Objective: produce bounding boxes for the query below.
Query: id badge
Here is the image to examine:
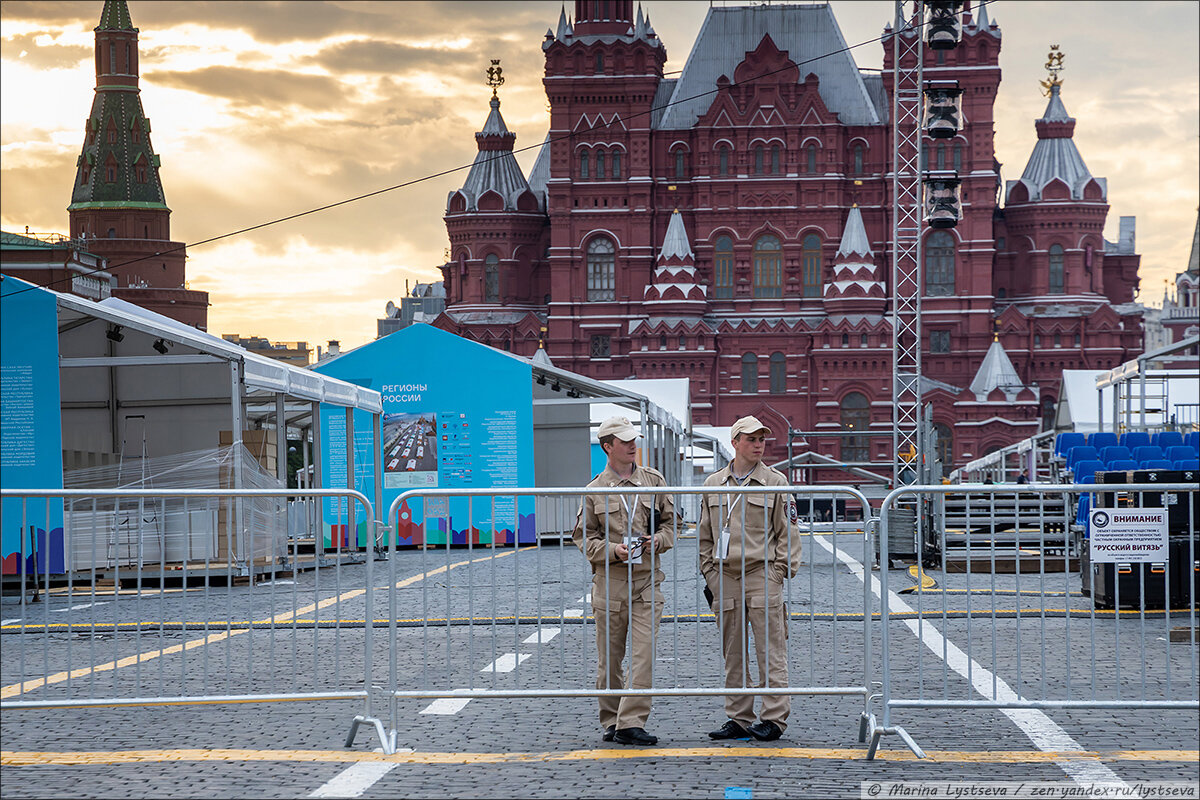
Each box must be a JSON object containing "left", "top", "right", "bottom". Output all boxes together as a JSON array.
[
  {"left": 717, "top": 527, "right": 731, "bottom": 560},
  {"left": 623, "top": 535, "right": 643, "bottom": 565}
]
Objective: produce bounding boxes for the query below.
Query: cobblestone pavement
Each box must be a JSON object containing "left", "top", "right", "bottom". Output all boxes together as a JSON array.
[{"left": 2, "top": 531, "right": 1197, "bottom": 799}]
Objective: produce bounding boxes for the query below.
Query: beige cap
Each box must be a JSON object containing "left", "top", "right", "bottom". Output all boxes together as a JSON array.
[
  {"left": 730, "top": 415, "right": 771, "bottom": 440},
  {"left": 597, "top": 416, "right": 640, "bottom": 442}
]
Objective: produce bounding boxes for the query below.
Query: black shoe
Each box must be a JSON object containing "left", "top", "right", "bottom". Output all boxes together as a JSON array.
[
  {"left": 747, "top": 720, "right": 783, "bottom": 741},
  {"left": 613, "top": 727, "right": 658, "bottom": 746},
  {"left": 602, "top": 725, "right": 616, "bottom": 742},
  {"left": 708, "top": 720, "right": 752, "bottom": 740}
]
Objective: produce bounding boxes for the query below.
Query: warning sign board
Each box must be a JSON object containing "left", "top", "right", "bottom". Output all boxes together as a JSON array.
[{"left": 1089, "top": 507, "right": 1168, "bottom": 564}]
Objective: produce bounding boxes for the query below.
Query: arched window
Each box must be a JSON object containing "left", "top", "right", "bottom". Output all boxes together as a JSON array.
[
  {"left": 595, "top": 149, "right": 606, "bottom": 179},
  {"left": 713, "top": 235, "right": 734, "bottom": 299},
  {"left": 921, "top": 141, "right": 929, "bottom": 171},
  {"left": 484, "top": 253, "right": 500, "bottom": 302},
  {"left": 674, "top": 149, "right": 686, "bottom": 178},
  {"left": 754, "top": 146, "right": 764, "bottom": 175},
  {"left": 106, "top": 165, "right": 115, "bottom": 182},
  {"left": 753, "top": 234, "right": 782, "bottom": 298},
  {"left": 741, "top": 353, "right": 758, "bottom": 394},
  {"left": 806, "top": 144, "right": 818, "bottom": 174},
  {"left": 936, "top": 142, "right": 946, "bottom": 170},
  {"left": 925, "top": 230, "right": 955, "bottom": 296},
  {"left": 769, "top": 352, "right": 786, "bottom": 394},
  {"left": 587, "top": 236, "right": 615, "bottom": 301},
  {"left": 802, "top": 234, "right": 822, "bottom": 297},
  {"left": 1041, "top": 396, "right": 1057, "bottom": 431},
  {"left": 595, "top": 52, "right": 604, "bottom": 73},
  {"left": 718, "top": 146, "right": 729, "bottom": 176},
  {"left": 611, "top": 150, "right": 621, "bottom": 178},
  {"left": 840, "top": 392, "right": 870, "bottom": 463},
  {"left": 853, "top": 144, "right": 864, "bottom": 175},
  {"left": 953, "top": 142, "right": 963, "bottom": 172},
  {"left": 1048, "top": 244, "right": 1065, "bottom": 294},
  {"left": 770, "top": 145, "right": 781, "bottom": 175},
  {"left": 580, "top": 150, "right": 590, "bottom": 179},
  {"left": 841, "top": 333, "right": 850, "bottom": 347},
  {"left": 933, "top": 423, "right": 953, "bottom": 467}
]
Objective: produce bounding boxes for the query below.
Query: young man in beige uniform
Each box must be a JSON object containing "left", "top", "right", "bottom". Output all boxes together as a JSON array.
[
  {"left": 697, "top": 415, "right": 802, "bottom": 741},
  {"left": 572, "top": 416, "right": 677, "bottom": 746}
]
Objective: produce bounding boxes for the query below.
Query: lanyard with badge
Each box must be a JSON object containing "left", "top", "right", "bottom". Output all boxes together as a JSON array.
[{"left": 716, "top": 472, "right": 753, "bottom": 560}]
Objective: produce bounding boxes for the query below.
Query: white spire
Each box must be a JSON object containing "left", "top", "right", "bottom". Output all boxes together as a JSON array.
[
  {"left": 836, "top": 206, "right": 872, "bottom": 259},
  {"left": 975, "top": 1, "right": 997, "bottom": 35},
  {"left": 969, "top": 339, "right": 1026, "bottom": 400},
  {"left": 658, "top": 209, "right": 693, "bottom": 262}
]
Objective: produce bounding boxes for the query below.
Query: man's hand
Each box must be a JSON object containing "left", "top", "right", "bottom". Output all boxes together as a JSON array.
[{"left": 615, "top": 543, "right": 630, "bottom": 561}]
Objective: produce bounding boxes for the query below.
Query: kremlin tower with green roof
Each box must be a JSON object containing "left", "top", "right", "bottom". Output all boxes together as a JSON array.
[{"left": 68, "top": 0, "right": 208, "bottom": 328}]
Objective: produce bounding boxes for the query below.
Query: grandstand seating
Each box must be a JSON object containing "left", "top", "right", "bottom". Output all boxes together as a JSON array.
[
  {"left": 1175, "top": 458, "right": 1199, "bottom": 472},
  {"left": 1055, "top": 432, "right": 1085, "bottom": 457},
  {"left": 1120, "top": 431, "right": 1152, "bottom": 449},
  {"left": 1167, "top": 445, "right": 1198, "bottom": 462},
  {"left": 1090, "top": 432, "right": 1119, "bottom": 450},
  {"left": 1153, "top": 431, "right": 1184, "bottom": 449},
  {"left": 1066, "top": 446, "right": 1098, "bottom": 470},
  {"left": 1133, "top": 446, "right": 1165, "bottom": 462},
  {"left": 1141, "top": 459, "right": 1175, "bottom": 470},
  {"left": 1099, "top": 446, "right": 1133, "bottom": 464},
  {"left": 1107, "top": 459, "right": 1140, "bottom": 472},
  {"left": 1071, "top": 459, "right": 1106, "bottom": 481},
  {"left": 1186, "top": 432, "right": 1200, "bottom": 450}
]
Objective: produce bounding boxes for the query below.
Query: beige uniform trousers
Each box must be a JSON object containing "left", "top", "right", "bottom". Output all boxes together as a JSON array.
[
  {"left": 711, "top": 568, "right": 789, "bottom": 731},
  {"left": 592, "top": 572, "right": 663, "bottom": 730}
]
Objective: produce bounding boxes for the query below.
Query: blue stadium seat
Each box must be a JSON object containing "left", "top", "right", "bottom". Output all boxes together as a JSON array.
[
  {"left": 1075, "top": 493, "right": 1091, "bottom": 525},
  {"left": 1120, "top": 431, "right": 1151, "bottom": 449},
  {"left": 1174, "top": 459, "right": 1200, "bottom": 472},
  {"left": 1133, "top": 446, "right": 1165, "bottom": 462},
  {"left": 1089, "top": 432, "right": 1119, "bottom": 450},
  {"left": 1167, "top": 446, "right": 1197, "bottom": 462},
  {"left": 1141, "top": 459, "right": 1174, "bottom": 470},
  {"left": 1055, "top": 432, "right": 1086, "bottom": 457},
  {"left": 1099, "top": 446, "right": 1133, "bottom": 463},
  {"left": 1152, "top": 431, "right": 1184, "bottom": 449},
  {"left": 1107, "top": 459, "right": 1140, "bottom": 472},
  {"left": 1185, "top": 432, "right": 1200, "bottom": 450},
  {"left": 1070, "top": 459, "right": 1106, "bottom": 481},
  {"left": 1066, "top": 446, "right": 1098, "bottom": 470}
]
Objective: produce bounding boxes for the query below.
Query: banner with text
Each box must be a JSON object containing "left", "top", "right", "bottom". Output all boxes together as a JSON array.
[{"left": 1089, "top": 507, "right": 1168, "bottom": 563}]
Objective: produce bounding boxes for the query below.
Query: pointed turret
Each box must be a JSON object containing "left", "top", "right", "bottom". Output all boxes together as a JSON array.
[
  {"left": 446, "top": 94, "right": 537, "bottom": 214},
  {"left": 823, "top": 207, "right": 886, "bottom": 312},
  {"left": 67, "top": 0, "right": 208, "bottom": 328},
  {"left": 1005, "top": 84, "right": 1105, "bottom": 203},
  {"left": 969, "top": 339, "right": 1029, "bottom": 401},
  {"left": 642, "top": 209, "right": 707, "bottom": 316}
]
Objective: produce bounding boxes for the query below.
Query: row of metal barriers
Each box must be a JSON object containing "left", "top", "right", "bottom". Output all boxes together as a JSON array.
[{"left": 1, "top": 484, "right": 1195, "bottom": 759}]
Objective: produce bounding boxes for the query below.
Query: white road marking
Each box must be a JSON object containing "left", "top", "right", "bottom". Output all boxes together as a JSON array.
[
  {"left": 811, "top": 535, "right": 1133, "bottom": 792},
  {"left": 420, "top": 697, "right": 473, "bottom": 715},
  {"left": 576, "top": 593, "right": 591, "bottom": 603},
  {"left": 481, "top": 653, "right": 531, "bottom": 673},
  {"left": 563, "top": 609, "right": 584, "bottom": 618},
  {"left": 53, "top": 601, "right": 110, "bottom": 613},
  {"left": 522, "top": 627, "right": 560, "bottom": 644},
  {"left": 309, "top": 748, "right": 412, "bottom": 798}
]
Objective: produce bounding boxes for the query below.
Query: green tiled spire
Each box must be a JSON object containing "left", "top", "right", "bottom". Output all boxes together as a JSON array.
[{"left": 96, "top": 0, "right": 136, "bottom": 32}]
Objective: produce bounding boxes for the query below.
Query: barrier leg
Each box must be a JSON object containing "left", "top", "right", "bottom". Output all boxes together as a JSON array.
[
  {"left": 894, "top": 725, "right": 926, "bottom": 759},
  {"left": 345, "top": 714, "right": 395, "bottom": 755}
]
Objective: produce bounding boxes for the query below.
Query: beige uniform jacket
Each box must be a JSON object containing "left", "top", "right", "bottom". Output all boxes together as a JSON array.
[
  {"left": 572, "top": 464, "right": 678, "bottom": 582},
  {"left": 697, "top": 461, "right": 802, "bottom": 587}
]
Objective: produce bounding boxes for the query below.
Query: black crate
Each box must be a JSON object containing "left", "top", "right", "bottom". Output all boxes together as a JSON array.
[
  {"left": 1092, "top": 559, "right": 1171, "bottom": 610},
  {"left": 1126, "top": 469, "right": 1199, "bottom": 535},
  {"left": 1170, "top": 537, "right": 1199, "bottom": 609}
]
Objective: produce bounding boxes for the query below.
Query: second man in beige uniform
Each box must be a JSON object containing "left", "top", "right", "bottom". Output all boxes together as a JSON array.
[{"left": 698, "top": 415, "right": 801, "bottom": 741}]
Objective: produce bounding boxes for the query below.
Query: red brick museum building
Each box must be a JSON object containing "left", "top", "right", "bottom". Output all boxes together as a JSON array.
[{"left": 434, "top": 1, "right": 1143, "bottom": 470}]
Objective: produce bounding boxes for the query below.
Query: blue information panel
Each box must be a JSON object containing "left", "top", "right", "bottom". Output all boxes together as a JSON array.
[
  {"left": 1, "top": 277, "right": 64, "bottom": 574},
  {"left": 314, "top": 324, "right": 535, "bottom": 545}
]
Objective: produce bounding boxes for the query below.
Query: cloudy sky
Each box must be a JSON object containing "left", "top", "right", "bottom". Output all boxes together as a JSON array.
[{"left": 2, "top": 1, "right": 1197, "bottom": 351}]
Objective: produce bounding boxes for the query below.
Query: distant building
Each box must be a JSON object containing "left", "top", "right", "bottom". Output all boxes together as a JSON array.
[
  {"left": 377, "top": 282, "right": 447, "bottom": 338},
  {"left": 1161, "top": 210, "right": 1200, "bottom": 344},
  {"left": 432, "top": 1, "right": 1144, "bottom": 470},
  {"left": 65, "top": 0, "right": 209, "bottom": 329},
  {"left": 221, "top": 334, "right": 312, "bottom": 366},
  {"left": 1, "top": 230, "right": 114, "bottom": 301}
]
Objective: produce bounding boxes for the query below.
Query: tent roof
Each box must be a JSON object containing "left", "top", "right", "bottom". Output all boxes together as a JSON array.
[{"left": 50, "top": 290, "right": 381, "bottom": 412}]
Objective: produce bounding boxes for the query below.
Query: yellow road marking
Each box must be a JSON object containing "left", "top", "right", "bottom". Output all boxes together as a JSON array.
[
  {"left": 1, "top": 748, "right": 1195, "bottom": 766},
  {"left": 0, "top": 549, "right": 526, "bottom": 700}
]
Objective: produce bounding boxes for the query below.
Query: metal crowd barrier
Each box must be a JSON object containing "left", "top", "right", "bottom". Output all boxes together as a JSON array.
[
  {"left": 356, "top": 485, "right": 876, "bottom": 754},
  {"left": 0, "top": 488, "right": 387, "bottom": 748},
  {"left": 866, "top": 483, "right": 1199, "bottom": 760}
]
